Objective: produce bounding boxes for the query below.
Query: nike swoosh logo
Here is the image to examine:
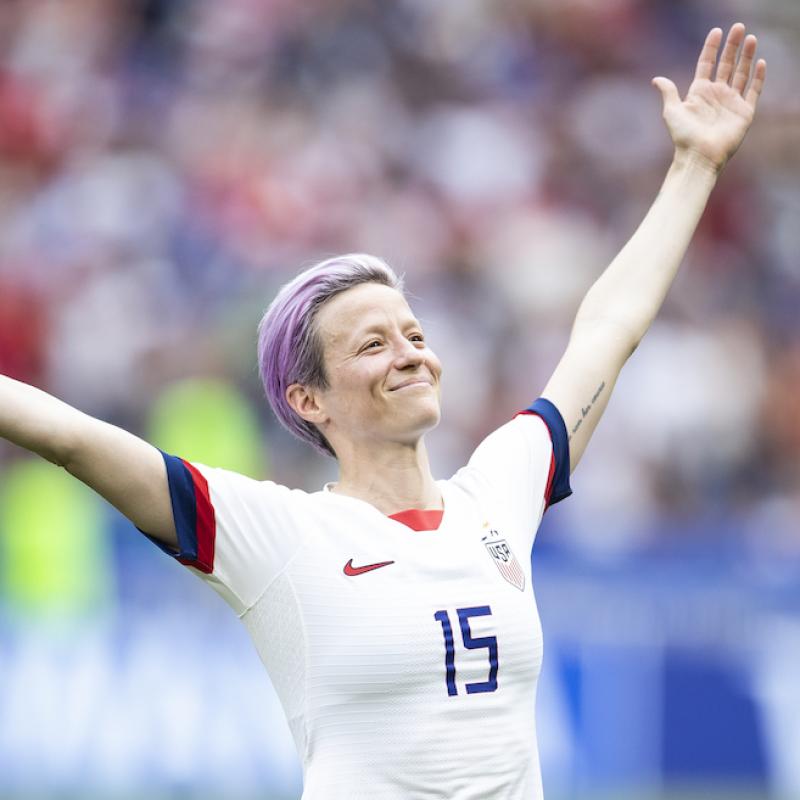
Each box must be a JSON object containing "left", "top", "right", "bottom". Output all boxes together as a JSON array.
[{"left": 343, "top": 559, "right": 395, "bottom": 576}]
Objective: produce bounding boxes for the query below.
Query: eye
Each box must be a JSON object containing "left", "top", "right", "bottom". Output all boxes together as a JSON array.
[
  {"left": 409, "top": 333, "right": 425, "bottom": 344},
  {"left": 362, "top": 339, "right": 382, "bottom": 351}
]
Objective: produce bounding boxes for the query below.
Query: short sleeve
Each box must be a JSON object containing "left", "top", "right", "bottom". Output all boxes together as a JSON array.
[
  {"left": 517, "top": 397, "right": 572, "bottom": 507},
  {"left": 464, "top": 398, "right": 572, "bottom": 534},
  {"left": 141, "top": 451, "right": 304, "bottom": 616}
]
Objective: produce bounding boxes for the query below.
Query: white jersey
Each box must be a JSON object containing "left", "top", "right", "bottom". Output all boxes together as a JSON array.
[{"left": 145, "top": 398, "right": 571, "bottom": 799}]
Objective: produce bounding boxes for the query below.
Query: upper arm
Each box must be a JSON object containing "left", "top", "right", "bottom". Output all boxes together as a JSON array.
[
  {"left": 541, "top": 318, "right": 635, "bottom": 473},
  {"left": 63, "top": 414, "right": 177, "bottom": 547}
]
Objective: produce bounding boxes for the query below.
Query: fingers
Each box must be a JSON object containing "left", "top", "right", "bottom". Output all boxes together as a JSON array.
[
  {"left": 694, "top": 27, "right": 723, "bottom": 81},
  {"left": 732, "top": 34, "right": 757, "bottom": 94},
  {"left": 715, "top": 22, "right": 746, "bottom": 84},
  {"left": 745, "top": 59, "right": 767, "bottom": 109},
  {"left": 705, "top": 22, "right": 767, "bottom": 106}
]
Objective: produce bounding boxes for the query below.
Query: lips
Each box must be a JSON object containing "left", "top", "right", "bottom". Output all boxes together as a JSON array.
[{"left": 389, "top": 379, "right": 432, "bottom": 391}]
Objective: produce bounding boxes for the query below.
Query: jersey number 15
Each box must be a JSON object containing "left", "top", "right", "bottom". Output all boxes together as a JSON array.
[{"left": 433, "top": 605, "right": 498, "bottom": 696}]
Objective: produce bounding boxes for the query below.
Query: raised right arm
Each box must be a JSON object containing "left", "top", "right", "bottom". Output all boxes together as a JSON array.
[{"left": 0, "top": 374, "right": 177, "bottom": 546}]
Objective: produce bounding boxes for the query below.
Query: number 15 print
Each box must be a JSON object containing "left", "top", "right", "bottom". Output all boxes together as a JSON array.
[{"left": 433, "top": 605, "right": 499, "bottom": 697}]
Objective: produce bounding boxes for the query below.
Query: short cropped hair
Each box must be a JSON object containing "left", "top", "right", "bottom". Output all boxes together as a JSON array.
[{"left": 257, "top": 253, "right": 404, "bottom": 457}]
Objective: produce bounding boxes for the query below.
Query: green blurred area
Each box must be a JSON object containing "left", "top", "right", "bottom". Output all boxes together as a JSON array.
[
  {"left": 0, "top": 458, "right": 113, "bottom": 620},
  {"left": 147, "top": 378, "right": 267, "bottom": 478}
]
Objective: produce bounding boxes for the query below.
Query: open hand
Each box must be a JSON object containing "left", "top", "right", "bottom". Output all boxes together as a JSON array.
[{"left": 652, "top": 23, "right": 766, "bottom": 172}]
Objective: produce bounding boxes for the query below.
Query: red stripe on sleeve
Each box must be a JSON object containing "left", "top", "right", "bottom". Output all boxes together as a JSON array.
[
  {"left": 543, "top": 451, "right": 556, "bottom": 508},
  {"left": 178, "top": 459, "right": 217, "bottom": 574}
]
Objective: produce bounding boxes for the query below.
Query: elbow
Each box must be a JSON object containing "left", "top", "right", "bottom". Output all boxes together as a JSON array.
[{"left": 573, "top": 314, "right": 642, "bottom": 360}]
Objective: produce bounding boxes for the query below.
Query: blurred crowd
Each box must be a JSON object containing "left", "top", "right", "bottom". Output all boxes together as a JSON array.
[{"left": 1, "top": 0, "right": 799, "bottom": 561}]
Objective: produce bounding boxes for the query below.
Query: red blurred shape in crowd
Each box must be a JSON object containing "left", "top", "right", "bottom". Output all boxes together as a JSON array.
[{"left": 0, "top": 276, "right": 48, "bottom": 384}]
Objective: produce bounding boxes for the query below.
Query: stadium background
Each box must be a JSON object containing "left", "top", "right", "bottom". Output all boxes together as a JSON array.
[{"left": 0, "top": 0, "right": 799, "bottom": 798}]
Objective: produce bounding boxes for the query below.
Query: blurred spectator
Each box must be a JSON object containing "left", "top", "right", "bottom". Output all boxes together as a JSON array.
[{"left": 0, "top": 0, "right": 797, "bottom": 548}]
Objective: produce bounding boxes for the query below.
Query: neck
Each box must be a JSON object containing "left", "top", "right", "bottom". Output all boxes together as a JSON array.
[{"left": 331, "top": 438, "right": 441, "bottom": 516}]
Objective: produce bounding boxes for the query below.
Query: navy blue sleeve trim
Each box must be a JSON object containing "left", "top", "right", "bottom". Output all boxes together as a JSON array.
[
  {"left": 526, "top": 397, "right": 573, "bottom": 507},
  {"left": 138, "top": 450, "right": 200, "bottom": 562}
]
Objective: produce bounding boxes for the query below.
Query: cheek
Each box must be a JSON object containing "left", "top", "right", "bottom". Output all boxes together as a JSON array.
[
  {"left": 427, "top": 349, "right": 443, "bottom": 378},
  {"left": 329, "top": 363, "right": 386, "bottom": 407}
]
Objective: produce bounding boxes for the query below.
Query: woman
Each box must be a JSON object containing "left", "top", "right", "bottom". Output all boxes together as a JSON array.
[{"left": 0, "top": 24, "right": 765, "bottom": 799}]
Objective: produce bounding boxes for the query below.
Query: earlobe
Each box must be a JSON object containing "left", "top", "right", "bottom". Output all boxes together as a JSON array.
[{"left": 286, "top": 383, "right": 327, "bottom": 425}]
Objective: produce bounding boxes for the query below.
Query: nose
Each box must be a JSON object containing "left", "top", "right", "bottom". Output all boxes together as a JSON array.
[{"left": 393, "top": 337, "right": 425, "bottom": 370}]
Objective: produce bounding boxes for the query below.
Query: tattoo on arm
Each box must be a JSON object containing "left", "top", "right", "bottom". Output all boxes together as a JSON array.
[{"left": 568, "top": 381, "right": 606, "bottom": 441}]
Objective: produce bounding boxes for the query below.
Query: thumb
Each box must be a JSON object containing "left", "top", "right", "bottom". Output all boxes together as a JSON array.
[{"left": 651, "top": 77, "right": 680, "bottom": 111}]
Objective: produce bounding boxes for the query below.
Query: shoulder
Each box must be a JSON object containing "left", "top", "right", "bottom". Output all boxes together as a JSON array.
[
  {"left": 451, "top": 397, "right": 572, "bottom": 514},
  {"left": 161, "top": 453, "right": 329, "bottom": 535},
  {"left": 467, "top": 407, "right": 555, "bottom": 474}
]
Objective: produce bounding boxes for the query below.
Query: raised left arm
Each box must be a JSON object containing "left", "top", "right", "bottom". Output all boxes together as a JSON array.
[{"left": 542, "top": 23, "right": 766, "bottom": 472}]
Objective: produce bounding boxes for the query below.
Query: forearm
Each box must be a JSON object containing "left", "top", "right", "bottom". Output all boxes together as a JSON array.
[
  {"left": 573, "top": 150, "right": 719, "bottom": 346},
  {"left": 0, "top": 375, "right": 85, "bottom": 466}
]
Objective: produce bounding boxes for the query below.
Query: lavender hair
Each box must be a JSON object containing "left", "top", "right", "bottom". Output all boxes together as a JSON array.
[{"left": 257, "top": 253, "right": 404, "bottom": 457}]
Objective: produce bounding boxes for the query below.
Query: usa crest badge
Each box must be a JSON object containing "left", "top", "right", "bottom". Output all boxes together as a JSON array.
[{"left": 483, "top": 530, "right": 526, "bottom": 591}]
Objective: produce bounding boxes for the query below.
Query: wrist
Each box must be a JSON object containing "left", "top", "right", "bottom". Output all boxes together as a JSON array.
[{"left": 670, "top": 148, "right": 725, "bottom": 179}]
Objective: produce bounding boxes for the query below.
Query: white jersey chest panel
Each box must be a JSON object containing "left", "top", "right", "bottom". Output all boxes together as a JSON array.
[{"left": 243, "top": 479, "right": 545, "bottom": 799}]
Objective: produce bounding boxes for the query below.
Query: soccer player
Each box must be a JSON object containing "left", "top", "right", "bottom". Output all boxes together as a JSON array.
[{"left": 0, "top": 24, "right": 765, "bottom": 799}]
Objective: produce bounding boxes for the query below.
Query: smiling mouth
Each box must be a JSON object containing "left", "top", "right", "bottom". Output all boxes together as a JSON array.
[{"left": 390, "top": 380, "right": 432, "bottom": 391}]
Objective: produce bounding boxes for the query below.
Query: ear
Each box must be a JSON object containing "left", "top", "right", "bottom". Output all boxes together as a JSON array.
[{"left": 286, "top": 383, "right": 328, "bottom": 426}]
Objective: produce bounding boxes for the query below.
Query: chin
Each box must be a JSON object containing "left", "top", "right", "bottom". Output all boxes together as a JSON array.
[{"left": 406, "top": 403, "right": 442, "bottom": 437}]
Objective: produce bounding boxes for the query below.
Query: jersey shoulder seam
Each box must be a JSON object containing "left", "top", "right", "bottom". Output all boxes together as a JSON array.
[{"left": 237, "top": 539, "right": 305, "bottom": 619}]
